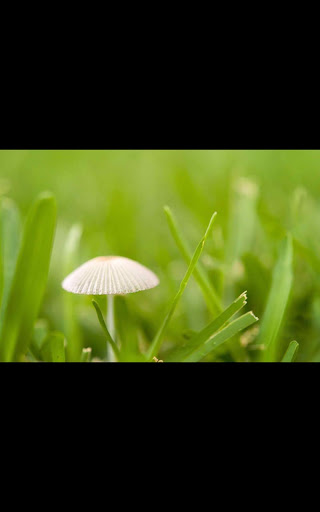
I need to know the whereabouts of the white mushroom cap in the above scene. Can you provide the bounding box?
[62,256,159,295]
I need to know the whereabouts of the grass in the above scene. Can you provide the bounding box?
[0,193,56,362]
[166,291,249,362]
[258,235,293,362]
[41,332,66,363]
[92,299,120,360]
[63,223,83,361]
[146,211,217,360]
[1,149,320,362]
[164,206,222,315]
[281,341,299,362]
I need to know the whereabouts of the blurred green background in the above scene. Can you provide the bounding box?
[1,149,320,361]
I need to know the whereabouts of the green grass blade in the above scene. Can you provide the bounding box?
[63,224,83,362]
[184,311,259,362]
[92,300,120,360]
[259,235,293,362]
[0,193,57,362]
[147,212,217,360]
[41,332,66,362]
[29,319,49,360]
[224,178,259,305]
[166,291,248,362]
[0,198,21,331]
[281,341,299,362]
[225,178,259,266]
[80,347,92,362]
[164,206,222,314]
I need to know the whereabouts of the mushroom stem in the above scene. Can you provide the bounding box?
[106,295,117,361]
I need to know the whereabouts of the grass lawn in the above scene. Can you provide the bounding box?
[1,149,319,362]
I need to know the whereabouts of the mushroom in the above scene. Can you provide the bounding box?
[62,256,159,361]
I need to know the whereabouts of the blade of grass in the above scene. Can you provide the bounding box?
[184,311,259,362]
[0,198,21,331]
[41,332,66,362]
[290,187,307,230]
[80,347,92,362]
[29,319,49,360]
[92,300,120,360]
[147,212,217,361]
[166,291,248,362]
[224,178,259,305]
[259,234,293,362]
[0,193,56,362]
[63,224,83,362]
[281,341,299,362]
[225,178,259,265]
[164,206,222,314]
